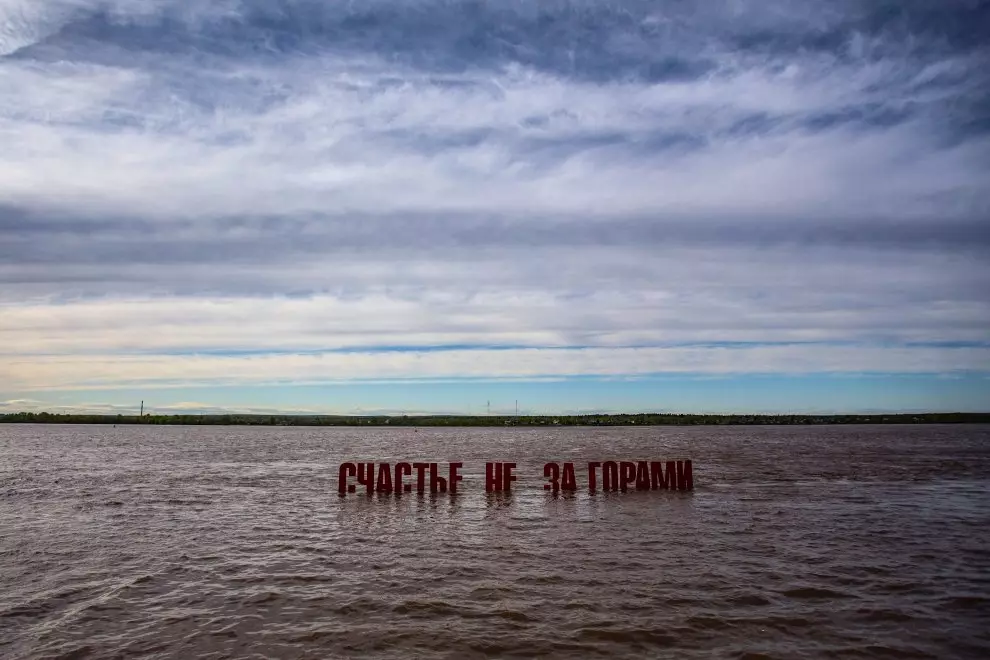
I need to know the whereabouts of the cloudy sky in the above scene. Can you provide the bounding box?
[1,0,988,415]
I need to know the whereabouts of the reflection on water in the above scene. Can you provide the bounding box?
[1,424,989,659]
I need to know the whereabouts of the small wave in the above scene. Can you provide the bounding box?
[49,646,94,660]
[846,643,938,658]
[519,574,565,585]
[561,601,597,611]
[856,607,915,623]
[243,591,280,605]
[576,627,677,645]
[493,609,532,622]
[81,601,125,614]
[686,615,734,631]
[781,586,856,599]
[0,602,50,618]
[392,600,460,617]
[466,641,513,655]
[940,595,988,610]
[289,629,338,643]
[331,598,379,615]
[727,593,773,606]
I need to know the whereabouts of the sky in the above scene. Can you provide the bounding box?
[1,0,989,416]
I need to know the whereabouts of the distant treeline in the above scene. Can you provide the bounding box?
[2,412,987,426]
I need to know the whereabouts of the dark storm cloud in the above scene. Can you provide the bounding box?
[3,206,990,271]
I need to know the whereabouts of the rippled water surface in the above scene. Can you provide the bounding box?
[2,424,989,659]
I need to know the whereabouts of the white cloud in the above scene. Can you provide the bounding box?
[0,248,990,355]
[2,344,988,391]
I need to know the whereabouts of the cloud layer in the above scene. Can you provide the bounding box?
[1,1,988,400]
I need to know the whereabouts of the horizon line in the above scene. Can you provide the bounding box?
[4,410,988,419]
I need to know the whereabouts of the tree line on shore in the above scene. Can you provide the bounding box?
[1,411,986,426]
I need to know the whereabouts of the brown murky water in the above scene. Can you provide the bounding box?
[1,424,989,659]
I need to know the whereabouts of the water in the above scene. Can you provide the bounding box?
[1,424,988,659]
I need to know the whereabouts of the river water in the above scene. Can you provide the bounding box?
[1,424,988,659]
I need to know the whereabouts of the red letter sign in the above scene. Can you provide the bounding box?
[448,462,463,494]
[338,462,356,494]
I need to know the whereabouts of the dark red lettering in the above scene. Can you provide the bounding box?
[448,462,463,494]
[430,463,447,493]
[561,462,577,491]
[485,462,503,492]
[338,462,356,495]
[356,462,375,494]
[602,461,619,492]
[619,461,636,491]
[503,463,516,492]
[412,462,428,494]
[635,461,651,490]
[375,463,392,493]
[588,462,601,492]
[395,462,412,493]
[677,460,693,491]
[650,461,676,490]
[544,462,560,492]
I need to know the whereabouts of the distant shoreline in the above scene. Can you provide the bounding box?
[2,412,987,426]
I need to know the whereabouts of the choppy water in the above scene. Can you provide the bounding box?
[1,424,989,659]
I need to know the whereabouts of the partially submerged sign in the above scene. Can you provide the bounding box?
[337,460,693,495]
